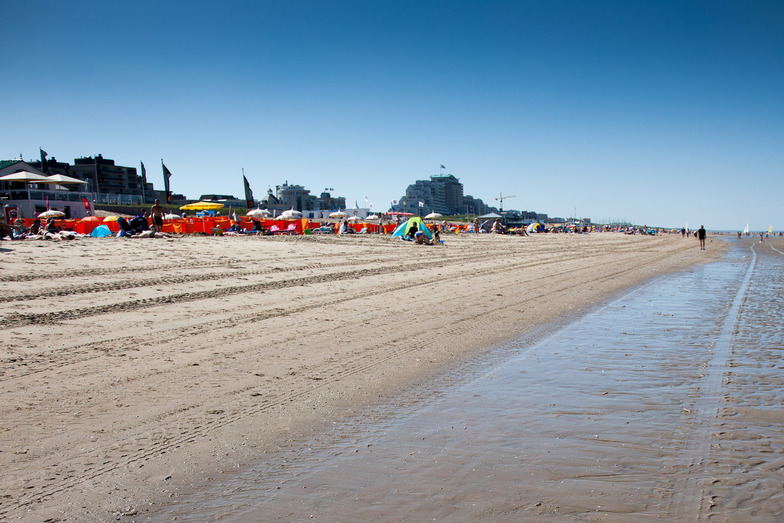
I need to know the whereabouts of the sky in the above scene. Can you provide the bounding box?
[2,0,782,230]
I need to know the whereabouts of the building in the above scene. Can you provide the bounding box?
[30,154,154,205]
[198,194,246,208]
[263,182,347,217]
[1,160,93,220]
[392,173,492,216]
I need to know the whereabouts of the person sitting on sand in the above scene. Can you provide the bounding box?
[11,219,29,240]
[415,230,434,245]
[492,219,506,234]
[129,214,150,234]
[405,221,418,240]
[0,219,22,240]
[45,218,60,233]
[29,218,42,235]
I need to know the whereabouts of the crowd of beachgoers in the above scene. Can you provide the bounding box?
[0,210,701,242]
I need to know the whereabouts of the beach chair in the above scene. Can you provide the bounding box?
[276,223,297,235]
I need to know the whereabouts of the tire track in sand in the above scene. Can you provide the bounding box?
[0,243,685,518]
[669,243,757,518]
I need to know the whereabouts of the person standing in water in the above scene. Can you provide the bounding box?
[697,225,707,250]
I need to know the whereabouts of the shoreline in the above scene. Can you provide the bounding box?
[0,233,722,521]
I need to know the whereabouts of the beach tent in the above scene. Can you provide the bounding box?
[526,222,545,234]
[391,216,433,240]
[90,224,112,237]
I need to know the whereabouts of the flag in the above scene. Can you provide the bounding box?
[162,161,172,203]
[243,175,254,208]
[419,201,424,208]
[82,197,91,215]
[46,195,49,210]
[95,156,103,184]
[39,148,50,174]
[440,164,445,169]
[140,161,147,202]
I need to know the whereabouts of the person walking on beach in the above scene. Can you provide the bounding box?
[150,199,165,233]
[697,225,706,250]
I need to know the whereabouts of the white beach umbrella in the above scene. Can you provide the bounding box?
[424,212,443,220]
[43,174,88,185]
[38,210,66,219]
[366,214,379,220]
[163,213,180,220]
[329,211,348,218]
[280,209,301,219]
[246,208,271,218]
[0,171,49,182]
[348,215,363,222]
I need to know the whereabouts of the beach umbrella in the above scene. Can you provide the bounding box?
[0,171,49,182]
[329,211,348,218]
[80,216,101,223]
[348,216,363,222]
[424,212,443,220]
[179,201,224,211]
[246,208,270,218]
[366,214,379,220]
[42,174,88,185]
[280,209,301,219]
[38,210,65,219]
[163,213,181,220]
[103,215,120,222]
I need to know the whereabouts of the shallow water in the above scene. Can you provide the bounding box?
[155,239,784,521]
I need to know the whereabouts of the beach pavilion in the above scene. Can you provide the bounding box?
[0,160,93,221]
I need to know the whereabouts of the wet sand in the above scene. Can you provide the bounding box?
[0,232,722,520]
[154,237,784,522]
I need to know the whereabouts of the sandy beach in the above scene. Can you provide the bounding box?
[1,232,719,520]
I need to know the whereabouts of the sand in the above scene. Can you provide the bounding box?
[0,231,717,521]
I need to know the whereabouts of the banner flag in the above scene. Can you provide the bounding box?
[39,148,50,174]
[162,161,172,203]
[140,161,147,202]
[243,175,254,208]
[95,156,103,184]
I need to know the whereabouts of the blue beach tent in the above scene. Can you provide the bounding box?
[90,224,112,237]
[391,216,433,240]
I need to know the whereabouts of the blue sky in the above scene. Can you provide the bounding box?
[2,1,782,230]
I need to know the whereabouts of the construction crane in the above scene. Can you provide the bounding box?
[495,192,516,212]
